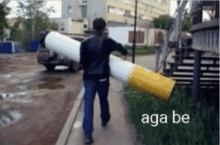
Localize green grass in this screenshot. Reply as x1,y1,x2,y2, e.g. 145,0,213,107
123,84,219,145
111,46,156,56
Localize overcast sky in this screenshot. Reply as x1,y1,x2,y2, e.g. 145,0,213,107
4,0,209,20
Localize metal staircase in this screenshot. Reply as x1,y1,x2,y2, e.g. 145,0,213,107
155,0,200,72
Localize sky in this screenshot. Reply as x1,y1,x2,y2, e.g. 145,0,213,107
3,0,209,20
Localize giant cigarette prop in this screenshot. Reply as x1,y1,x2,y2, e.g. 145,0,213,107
45,31,176,100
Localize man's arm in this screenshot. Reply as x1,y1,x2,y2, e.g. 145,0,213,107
108,38,128,55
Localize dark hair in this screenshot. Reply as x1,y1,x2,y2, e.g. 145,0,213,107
93,18,106,31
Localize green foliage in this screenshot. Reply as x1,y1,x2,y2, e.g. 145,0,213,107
0,0,11,40
152,15,173,29
13,0,57,50
112,45,156,56
123,85,219,145
182,9,192,31
9,18,23,41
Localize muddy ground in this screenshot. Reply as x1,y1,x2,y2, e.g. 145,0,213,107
0,53,82,145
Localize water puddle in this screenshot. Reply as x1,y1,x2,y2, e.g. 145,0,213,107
40,77,63,83
38,77,65,90
0,92,27,100
4,75,12,78
0,110,23,128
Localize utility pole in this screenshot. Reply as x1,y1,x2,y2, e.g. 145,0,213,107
132,0,138,63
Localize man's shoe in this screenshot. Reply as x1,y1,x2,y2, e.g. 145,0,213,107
85,134,93,144
102,115,111,127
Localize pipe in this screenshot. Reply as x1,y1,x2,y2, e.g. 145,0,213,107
44,31,176,100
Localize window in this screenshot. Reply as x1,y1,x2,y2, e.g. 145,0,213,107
60,23,64,31
68,6,72,14
129,31,145,43
82,5,87,18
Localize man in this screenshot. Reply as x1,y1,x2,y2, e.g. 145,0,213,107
79,18,128,144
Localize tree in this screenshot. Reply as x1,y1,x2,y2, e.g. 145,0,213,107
0,0,11,40
204,6,215,20
9,17,24,41
152,15,173,30
15,0,57,51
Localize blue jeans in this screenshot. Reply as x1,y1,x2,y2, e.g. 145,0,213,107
83,78,110,135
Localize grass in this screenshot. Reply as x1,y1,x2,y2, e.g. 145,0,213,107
111,46,156,56
123,84,219,145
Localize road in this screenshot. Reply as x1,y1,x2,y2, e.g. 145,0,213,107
0,52,165,145
0,53,82,145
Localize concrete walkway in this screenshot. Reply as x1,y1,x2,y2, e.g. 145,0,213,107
59,53,176,145
65,78,134,145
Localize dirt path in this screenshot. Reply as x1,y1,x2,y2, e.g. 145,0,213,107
0,53,82,145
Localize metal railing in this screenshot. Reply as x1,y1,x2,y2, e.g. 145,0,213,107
155,0,200,72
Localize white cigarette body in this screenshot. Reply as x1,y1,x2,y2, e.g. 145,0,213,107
45,31,176,99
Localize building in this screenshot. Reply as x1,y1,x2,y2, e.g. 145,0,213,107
51,0,170,34
108,26,167,46
7,18,23,30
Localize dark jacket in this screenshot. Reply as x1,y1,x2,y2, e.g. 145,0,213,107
79,32,128,80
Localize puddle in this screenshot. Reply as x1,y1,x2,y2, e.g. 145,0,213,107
38,77,65,90
16,85,26,91
40,77,63,83
0,110,23,128
38,82,65,90
1,93,14,99
1,92,27,99
4,75,12,78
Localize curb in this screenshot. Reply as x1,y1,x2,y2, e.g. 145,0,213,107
120,83,141,145
55,87,84,145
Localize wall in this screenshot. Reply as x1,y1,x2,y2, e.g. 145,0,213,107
49,18,72,33
108,26,147,46
62,1,80,19
108,26,169,46
87,0,107,30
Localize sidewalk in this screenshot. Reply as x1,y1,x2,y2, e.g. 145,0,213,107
57,53,175,145
65,78,135,145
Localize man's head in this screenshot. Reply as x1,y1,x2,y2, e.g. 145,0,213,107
93,18,106,32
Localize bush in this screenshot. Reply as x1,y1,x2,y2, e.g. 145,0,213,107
123,84,219,145
111,45,156,56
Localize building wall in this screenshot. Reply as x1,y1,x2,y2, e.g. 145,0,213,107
87,0,107,30
108,26,168,46
49,18,89,34
7,18,23,30
61,0,169,30
49,18,73,33
107,0,169,27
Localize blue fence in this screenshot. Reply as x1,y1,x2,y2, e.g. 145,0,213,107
0,42,13,53
29,40,39,52
0,41,23,53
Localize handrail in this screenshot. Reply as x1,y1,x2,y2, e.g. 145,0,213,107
156,0,200,72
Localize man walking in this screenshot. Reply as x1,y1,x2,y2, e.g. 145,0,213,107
79,18,128,144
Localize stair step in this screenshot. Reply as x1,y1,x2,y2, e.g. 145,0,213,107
167,62,219,67
165,69,219,73
172,55,219,61
174,79,219,83
176,83,219,88
171,75,219,78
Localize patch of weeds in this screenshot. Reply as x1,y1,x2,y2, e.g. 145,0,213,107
123,85,219,145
